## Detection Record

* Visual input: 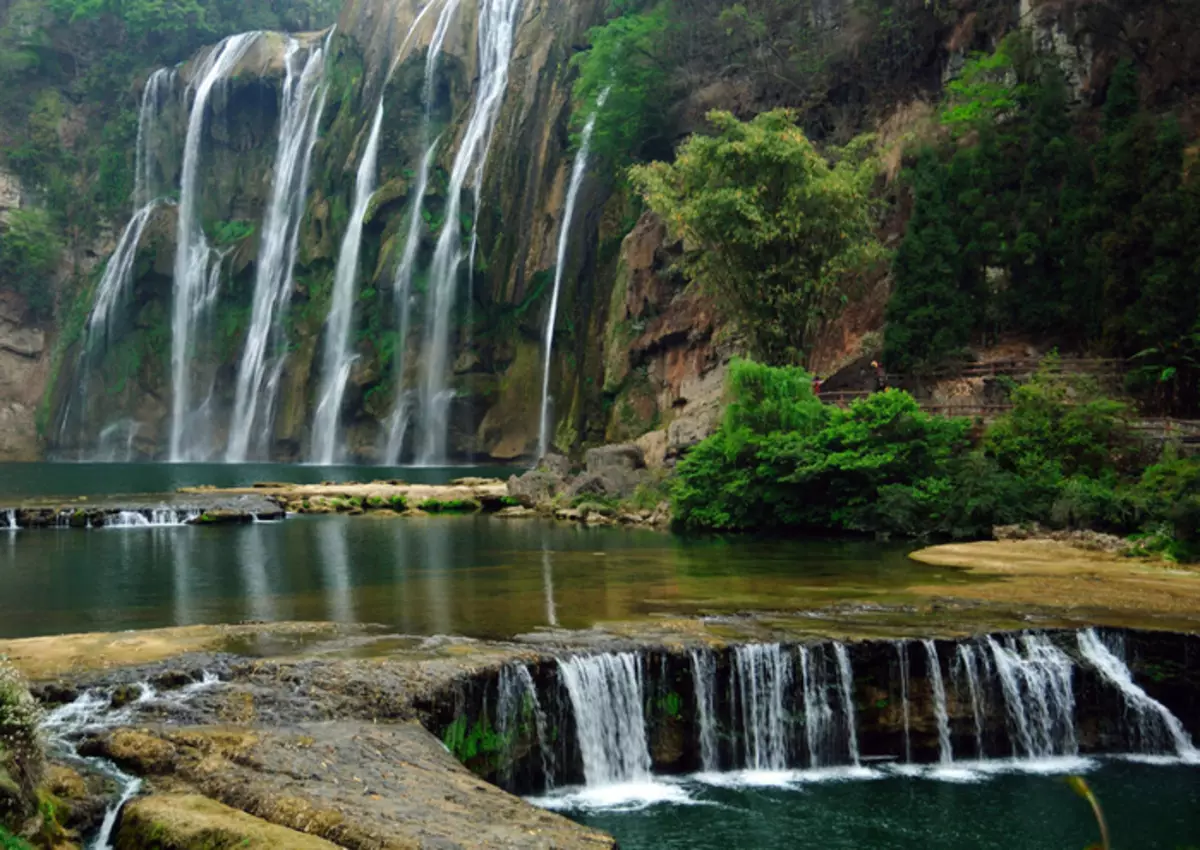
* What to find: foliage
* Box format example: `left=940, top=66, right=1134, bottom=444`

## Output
left=0, top=655, right=43, bottom=822
left=674, top=359, right=1199, bottom=556
left=631, top=110, right=883, bottom=365
left=0, top=207, right=62, bottom=319
left=0, top=828, right=33, bottom=850
left=418, top=497, right=482, bottom=513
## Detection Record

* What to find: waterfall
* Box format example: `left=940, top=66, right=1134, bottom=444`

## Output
left=384, top=0, right=462, bottom=464
left=833, top=643, right=861, bottom=766
left=169, top=32, right=261, bottom=462
left=498, top=663, right=555, bottom=787
left=227, top=35, right=330, bottom=462
left=923, top=640, right=953, bottom=764
left=1077, top=629, right=1198, bottom=760
left=309, top=101, right=386, bottom=464
left=896, top=641, right=912, bottom=763
left=92, top=774, right=142, bottom=850
left=799, top=645, right=836, bottom=767
left=106, top=509, right=198, bottom=528
left=4, top=510, right=16, bottom=531
left=558, top=653, right=651, bottom=786
left=415, top=0, right=523, bottom=465
left=955, top=643, right=987, bottom=758
left=690, top=649, right=719, bottom=772
left=986, top=635, right=1077, bottom=759
left=733, top=644, right=792, bottom=771
left=536, top=89, right=609, bottom=458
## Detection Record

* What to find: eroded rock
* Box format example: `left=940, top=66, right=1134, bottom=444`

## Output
left=115, top=794, right=341, bottom=850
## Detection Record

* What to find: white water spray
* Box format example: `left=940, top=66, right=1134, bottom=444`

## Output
left=558, top=653, right=651, bottom=786
left=416, top=0, right=523, bottom=465
left=310, top=101, right=386, bottom=464
left=733, top=643, right=792, bottom=770
left=227, top=35, right=330, bottom=461
left=536, top=88, right=609, bottom=458
left=169, top=33, right=260, bottom=461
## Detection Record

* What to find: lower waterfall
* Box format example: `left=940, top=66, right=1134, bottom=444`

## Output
left=923, top=639, right=953, bottom=764
left=558, top=654, right=652, bottom=786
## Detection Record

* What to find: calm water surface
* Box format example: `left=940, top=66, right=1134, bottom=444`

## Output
left=567, top=762, right=1200, bottom=849
left=0, top=516, right=932, bottom=639
left=0, top=461, right=514, bottom=500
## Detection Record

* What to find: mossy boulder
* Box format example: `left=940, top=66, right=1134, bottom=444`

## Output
left=114, top=794, right=340, bottom=850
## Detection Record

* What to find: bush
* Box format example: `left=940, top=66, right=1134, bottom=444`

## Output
left=0, top=208, right=62, bottom=319
left=0, top=657, right=42, bottom=834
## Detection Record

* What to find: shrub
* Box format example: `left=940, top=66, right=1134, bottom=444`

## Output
left=0, top=656, right=43, bottom=831
left=0, top=207, right=62, bottom=319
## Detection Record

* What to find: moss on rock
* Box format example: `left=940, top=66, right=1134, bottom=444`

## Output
left=114, top=794, right=340, bottom=850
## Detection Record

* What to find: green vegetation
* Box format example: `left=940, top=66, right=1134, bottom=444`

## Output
left=884, top=41, right=1200, bottom=414
left=418, top=497, right=482, bottom=513
left=630, top=110, right=882, bottom=365
left=0, top=657, right=42, bottom=840
left=674, top=359, right=1199, bottom=558
left=0, top=208, right=62, bottom=319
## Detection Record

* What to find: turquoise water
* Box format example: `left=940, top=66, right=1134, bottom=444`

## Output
left=0, top=461, right=514, bottom=500
left=561, top=761, right=1200, bottom=849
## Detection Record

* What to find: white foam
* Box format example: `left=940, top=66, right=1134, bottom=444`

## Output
left=692, top=765, right=883, bottom=789
left=530, top=779, right=694, bottom=812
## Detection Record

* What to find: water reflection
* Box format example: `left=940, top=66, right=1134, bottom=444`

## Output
left=0, top=517, right=926, bottom=640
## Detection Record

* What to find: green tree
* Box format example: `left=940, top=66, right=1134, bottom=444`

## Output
left=630, top=109, right=883, bottom=365
left=0, top=208, right=63, bottom=319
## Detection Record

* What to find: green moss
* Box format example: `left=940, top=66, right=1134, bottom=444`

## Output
left=0, top=827, right=33, bottom=850
left=418, top=498, right=482, bottom=513
left=389, top=495, right=408, bottom=510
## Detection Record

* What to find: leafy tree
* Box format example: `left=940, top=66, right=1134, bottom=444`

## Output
left=631, top=109, right=883, bottom=365
left=0, top=208, right=63, bottom=319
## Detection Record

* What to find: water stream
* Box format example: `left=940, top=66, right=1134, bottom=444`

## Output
left=557, top=654, right=652, bottom=787
left=416, top=0, right=523, bottom=465
left=227, top=34, right=330, bottom=462
left=310, top=100, right=386, bottom=464
left=536, top=88, right=609, bottom=458
left=923, top=639, right=953, bottom=764
left=169, top=32, right=261, bottom=462
left=690, top=649, right=718, bottom=773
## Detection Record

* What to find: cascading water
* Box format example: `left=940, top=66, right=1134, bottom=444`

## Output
left=309, top=101, right=386, bottom=464
left=557, top=653, right=651, bottom=786
left=415, top=0, right=523, bottom=465
left=227, top=35, right=330, bottom=462
left=833, top=643, right=861, bottom=766
left=169, top=33, right=261, bottom=462
left=896, top=641, right=912, bottom=763
left=497, top=663, right=555, bottom=787
left=690, top=649, right=719, bottom=772
left=4, top=510, right=17, bottom=531
left=384, top=0, right=463, bottom=464
left=799, top=645, right=836, bottom=767
left=955, top=643, right=987, bottom=758
left=986, top=635, right=1077, bottom=759
left=536, top=88, right=610, bottom=459
left=733, top=644, right=792, bottom=771
left=922, top=640, right=953, bottom=764
left=1077, top=629, right=1199, bottom=760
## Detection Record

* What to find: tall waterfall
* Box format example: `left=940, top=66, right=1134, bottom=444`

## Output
left=226, top=35, right=330, bottom=462
left=733, top=644, right=792, bottom=771
left=415, top=0, right=523, bottom=465
left=169, top=32, right=261, bottom=462
left=58, top=67, right=176, bottom=453
left=309, top=101, right=386, bottom=464
left=1077, top=629, right=1198, bottom=760
left=690, top=649, right=719, bottom=772
left=384, top=0, right=463, bottom=464
left=558, top=653, right=652, bottom=786
left=536, top=89, right=609, bottom=458
left=923, top=640, right=953, bottom=764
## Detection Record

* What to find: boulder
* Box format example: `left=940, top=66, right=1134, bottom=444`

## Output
left=0, top=324, right=44, bottom=359
left=537, top=452, right=572, bottom=479
left=115, top=794, right=341, bottom=850
left=506, top=469, right=563, bottom=507
left=585, top=444, right=645, bottom=476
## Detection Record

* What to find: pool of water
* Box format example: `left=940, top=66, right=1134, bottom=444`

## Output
left=557, top=760, right=1200, bottom=849
left=0, top=516, right=934, bottom=639
left=0, top=461, right=515, bottom=501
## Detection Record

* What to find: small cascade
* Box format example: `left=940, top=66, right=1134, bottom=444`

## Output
left=1077, top=629, right=1199, bottom=760
left=536, top=88, right=610, bottom=458
left=987, top=635, right=1077, bottom=759
left=384, top=0, right=462, bottom=464
left=557, top=653, right=651, bottom=786
left=310, top=101, right=386, bottom=464
left=497, top=664, right=555, bottom=788
left=955, top=643, right=987, bottom=758
left=106, top=509, right=197, bottom=528
left=833, top=643, right=860, bottom=766
left=923, top=640, right=953, bottom=764
left=690, top=650, right=719, bottom=772
left=169, top=32, right=261, bottom=462
left=896, top=641, right=912, bottom=763
left=93, top=774, right=142, bottom=850
left=4, top=509, right=17, bottom=531
left=799, top=645, right=837, bottom=767
left=733, top=644, right=792, bottom=771
left=227, top=34, right=330, bottom=462
left=416, top=0, right=523, bottom=465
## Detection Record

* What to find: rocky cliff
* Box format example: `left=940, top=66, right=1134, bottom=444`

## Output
left=3, top=0, right=1196, bottom=462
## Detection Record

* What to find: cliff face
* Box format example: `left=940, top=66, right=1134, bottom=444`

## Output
left=8, top=0, right=1199, bottom=462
